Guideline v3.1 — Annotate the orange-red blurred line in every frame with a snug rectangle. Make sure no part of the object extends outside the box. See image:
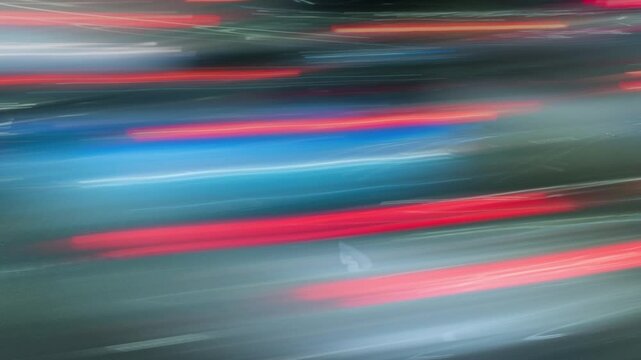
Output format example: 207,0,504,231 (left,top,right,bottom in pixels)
130,110,495,140
128,101,539,141
186,0,245,2
332,21,568,34
619,80,641,91
0,69,302,87
584,0,641,8
61,191,578,258
293,240,641,307
0,11,220,28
